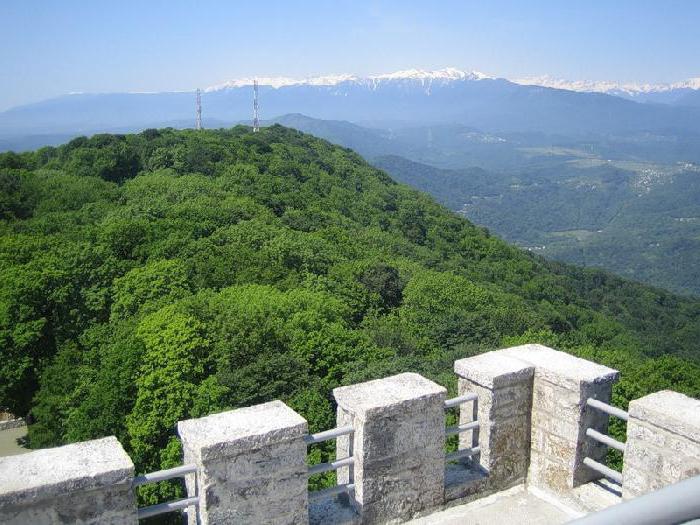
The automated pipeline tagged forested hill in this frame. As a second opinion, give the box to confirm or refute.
[1,126,699,503]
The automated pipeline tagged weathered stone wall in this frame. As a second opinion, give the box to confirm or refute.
[502,345,619,492]
[622,391,700,499]
[454,352,534,490]
[334,373,447,524]
[0,436,136,525]
[178,400,309,525]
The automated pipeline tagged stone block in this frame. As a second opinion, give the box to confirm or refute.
[628,391,700,443]
[498,345,619,492]
[454,351,534,491]
[532,378,582,419]
[474,415,530,472]
[178,400,307,461]
[627,421,699,458]
[334,372,447,421]
[336,405,354,487]
[333,373,447,524]
[502,344,619,391]
[622,391,700,499]
[454,351,534,389]
[528,451,572,492]
[0,436,136,525]
[178,400,308,525]
[530,407,580,442]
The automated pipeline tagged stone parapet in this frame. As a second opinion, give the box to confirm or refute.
[334,372,447,524]
[0,436,136,525]
[454,351,534,490]
[3,345,700,524]
[503,345,619,492]
[178,400,309,525]
[622,391,700,499]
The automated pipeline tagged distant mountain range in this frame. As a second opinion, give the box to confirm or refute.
[512,75,700,105]
[265,114,700,297]
[2,68,700,142]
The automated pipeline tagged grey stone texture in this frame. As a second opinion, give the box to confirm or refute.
[0,418,25,431]
[454,352,534,491]
[455,345,620,494]
[502,345,619,492]
[0,436,136,524]
[622,391,700,499]
[178,400,309,525]
[334,373,447,524]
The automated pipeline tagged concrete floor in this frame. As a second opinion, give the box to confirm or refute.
[0,425,30,457]
[407,486,582,525]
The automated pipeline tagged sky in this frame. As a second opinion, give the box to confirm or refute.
[1,0,699,111]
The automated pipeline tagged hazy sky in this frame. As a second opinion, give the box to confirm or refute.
[1,0,699,110]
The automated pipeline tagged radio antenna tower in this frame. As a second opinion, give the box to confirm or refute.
[195,88,202,130]
[253,79,260,132]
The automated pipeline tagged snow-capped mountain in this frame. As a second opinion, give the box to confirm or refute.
[3,67,700,139]
[208,67,700,105]
[206,68,492,92]
[513,75,700,104]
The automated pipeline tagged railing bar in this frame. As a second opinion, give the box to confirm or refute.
[445,446,481,462]
[308,483,355,501]
[445,421,480,436]
[444,393,478,409]
[586,428,626,452]
[303,425,354,445]
[308,456,355,475]
[583,457,623,484]
[137,496,199,520]
[132,464,197,487]
[586,398,629,421]
[566,475,700,525]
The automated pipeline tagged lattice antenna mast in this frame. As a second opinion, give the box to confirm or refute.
[253,79,260,132]
[195,88,202,130]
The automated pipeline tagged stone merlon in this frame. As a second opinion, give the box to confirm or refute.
[333,372,447,420]
[177,399,308,461]
[0,436,133,508]
[502,344,620,389]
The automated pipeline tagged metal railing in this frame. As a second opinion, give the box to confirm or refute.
[444,393,480,462]
[582,398,628,484]
[567,474,700,525]
[132,464,198,520]
[305,424,355,501]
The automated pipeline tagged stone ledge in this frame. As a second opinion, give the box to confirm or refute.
[502,345,619,389]
[628,391,700,442]
[333,373,446,420]
[0,436,133,508]
[178,400,307,461]
[454,352,534,389]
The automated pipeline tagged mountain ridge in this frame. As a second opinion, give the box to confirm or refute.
[4,71,700,138]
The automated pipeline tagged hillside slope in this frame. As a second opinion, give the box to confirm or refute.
[1,126,698,502]
[375,155,700,297]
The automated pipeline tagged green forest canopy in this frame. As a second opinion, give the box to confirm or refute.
[1,126,699,504]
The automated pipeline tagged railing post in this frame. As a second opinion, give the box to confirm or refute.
[453,351,534,491]
[502,344,620,492]
[333,372,447,524]
[0,436,136,524]
[622,391,700,499]
[177,400,309,525]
